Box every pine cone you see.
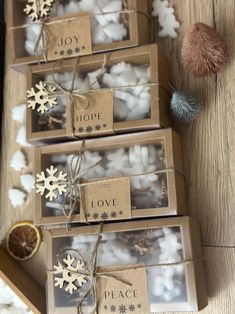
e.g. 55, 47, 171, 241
181, 22, 228, 76
38, 112, 65, 130
117, 230, 152, 256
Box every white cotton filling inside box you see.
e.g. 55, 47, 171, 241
0, 279, 32, 313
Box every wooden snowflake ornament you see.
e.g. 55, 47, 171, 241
27, 81, 57, 114
54, 255, 87, 294
24, 0, 55, 21
36, 165, 67, 201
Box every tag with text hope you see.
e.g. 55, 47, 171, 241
79, 177, 131, 222
96, 266, 150, 314
73, 89, 114, 137
46, 13, 92, 61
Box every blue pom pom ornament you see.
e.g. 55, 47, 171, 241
170, 91, 200, 122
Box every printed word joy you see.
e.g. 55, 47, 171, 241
57, 35, 80, 47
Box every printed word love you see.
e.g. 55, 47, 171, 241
91, 198, 118, 208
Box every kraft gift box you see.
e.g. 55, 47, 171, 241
33, 129, 186, 226
7, 0, 153, 69
26, 44, 171, 144
46, 217, 208, 313
0, 247, 46, 314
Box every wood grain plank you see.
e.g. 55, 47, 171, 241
158, 247, 235, 314
160, 0, 235, 246
0, 66, 46, 287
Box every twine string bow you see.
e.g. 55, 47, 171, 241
61, 140, 107, 229
34, 14, 51, 62
45, 55, 107, 136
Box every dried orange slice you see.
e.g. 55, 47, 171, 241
6, 221, 42, 261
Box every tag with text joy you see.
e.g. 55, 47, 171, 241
46, 13, 92, 61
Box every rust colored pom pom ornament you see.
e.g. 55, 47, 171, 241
181, 22, 228, 76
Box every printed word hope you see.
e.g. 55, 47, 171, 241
78, 113, 102, 122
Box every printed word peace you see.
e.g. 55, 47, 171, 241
104, 289, 139, 300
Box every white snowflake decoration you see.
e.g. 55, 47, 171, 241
27, 81, 57, 114
36, 165, 67, 201
24, 0, 55, 21
152, 0, 180, 38
54, 255, 87, 294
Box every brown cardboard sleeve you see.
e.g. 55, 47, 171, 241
7, 0, 153, 70
46, 217, 208, 313
33, 128, 187, 226
0, 247, 46, 314
26, 44, 171, 144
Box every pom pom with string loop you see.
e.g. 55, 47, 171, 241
159, 84, 200, 123
181, 22, 228, 76
170, 91, 200, 123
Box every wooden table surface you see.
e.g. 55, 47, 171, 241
1, 0, 234, 313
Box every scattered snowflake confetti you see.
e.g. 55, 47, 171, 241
16, 125, 32, 148
10, 150, 27, 171
152, 0, 180, 38
8, 188, 26, 208
11, 104, 26, 124
20, 174, 35, 193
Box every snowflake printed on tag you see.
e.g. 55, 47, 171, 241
27, 81, 57, 114
54, 255, 87, 294
36, 165, 67, 201
24, 0, 55, 21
